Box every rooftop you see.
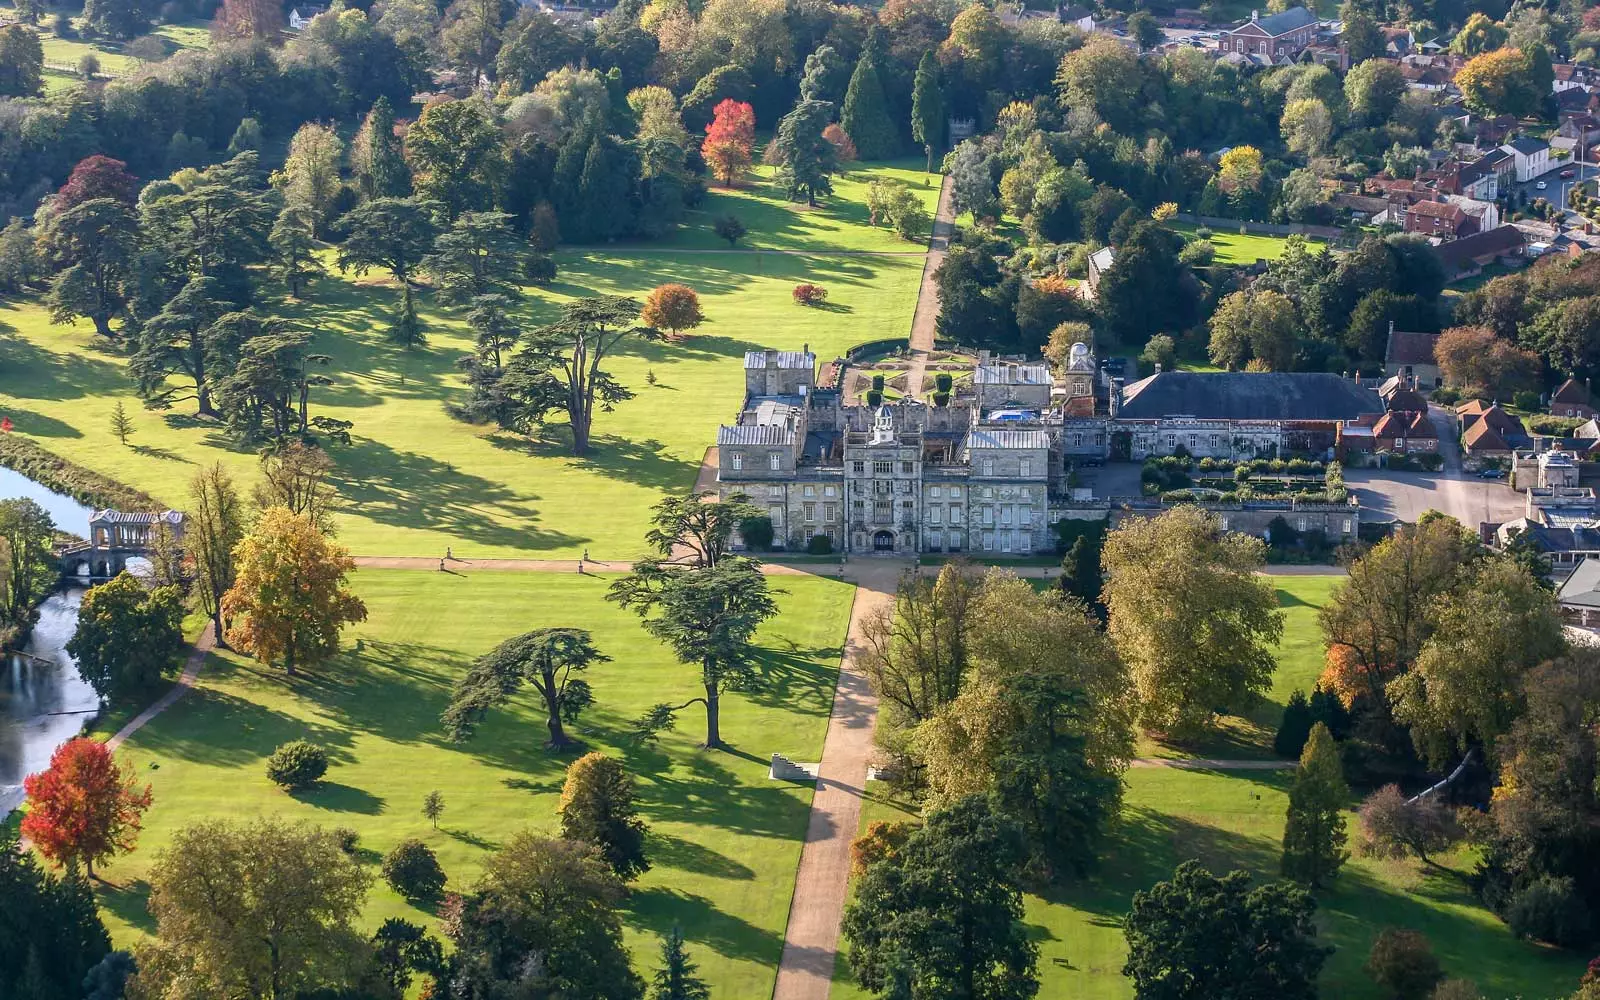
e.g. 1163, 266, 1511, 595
966, 428, 1051, 450
1118, 371, 1384, 421
90, 510, 184, 525
1234, 5, 1317, 35
744, 349, 815, 370
717, 425, 794, 446
1506, 136, 1550, 155
975, 363, 1052, 386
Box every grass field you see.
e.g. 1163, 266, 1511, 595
592, 159, 942, 252
35, 17, 211, 90
91, 568, 855, 996
0, 165, 927, 558
1167, 223, 1329, 266
834, 573, 1589, 1000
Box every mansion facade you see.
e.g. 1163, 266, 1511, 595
716, 346, 1381, 556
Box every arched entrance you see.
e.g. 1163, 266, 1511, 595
872, 530, 895, 552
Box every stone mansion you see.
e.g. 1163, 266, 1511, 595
715, 345, 1381, 556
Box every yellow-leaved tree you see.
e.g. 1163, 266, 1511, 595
221, 506, 367, 675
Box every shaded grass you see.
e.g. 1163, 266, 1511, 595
1167, 222, 1328, 265
88, 568, 854, 997
0, 242, 922, 557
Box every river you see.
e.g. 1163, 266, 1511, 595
0, 467, 97, 817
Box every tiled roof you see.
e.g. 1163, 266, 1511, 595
1407, 200, 1466, 222
1552, 377, 1590, 404
717, 425, 794, 446
1434, 225, 1523, 269
1119, 372, 1383, 421
966, 429, 1050, 450
1387, 329, 1440, 366
743, 350, 815, 370
1463, 418, 1510, 452
1236, 5, 1316, 35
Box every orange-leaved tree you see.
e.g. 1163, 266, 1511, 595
641, 283, 705, 340
702, 99, 755, 187
222, 506, 368, 676
22, 737, 152, 879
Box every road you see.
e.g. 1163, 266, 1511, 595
1509, 159, 1600, 222
1345, 404, 1523, 528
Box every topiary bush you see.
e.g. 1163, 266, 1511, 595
382, 839, 447, 900
866, 390, 883, 406
871, 374, 885, 391
932, 390, 950, 407
265, 740, 328, 790
740, 515, 774, 551
806, 534, 833, 555
1506, 876, 1593, 948
934, 372, 953, 392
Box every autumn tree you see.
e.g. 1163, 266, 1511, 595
608, 553, 778, 750
135, 819, 372, 1000
211, 0, 282, 41
502, 295, 657, 455
558, 751, 650, 881
1433, 325, 1539, 399
641, 283, 705, 339
1103, 505, 1284, 738
823, 123, 858, 168
221, 507, 368, 676
53, 156, 138, 214
22, 738, 152, 879
280, 123, 345, 236
444, 627, 607, 750
1456, 47, 1542, 117
701, 98, 755, 186
67, 572, 185, 700
1281, 722, 1350, 888
336, 197, 440, 348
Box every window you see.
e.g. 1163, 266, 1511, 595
930, 486, 942, 499
950, 531, 963, 551
731, 452, 743, 471
1297, 517, 1307, 531
824, 486, 836, 498
1020, 459, 1032, 477
874, 500, 892, 521
804, 527, 815, 541
1020, 533, 1031, 553
874, 461, 892, 475
1343, 518, 1353, 533
769, 485, 783, 498
983, 531, 994, 552
1221, 516, 1230, 531
951, 506, 963, 524
824, 504, 837, 521
951, 486, 962, 498
1001, 507, 1012, 526
983, 458, 995, 476
930, 505, 943, 524
1189, 434, 1197, 449
804, 503, 816, 522
768, 505, 783, 522
803, 485, 815, 498
982, 507, 994, 525
901, 461, 914, 474
901, 500, 914, 510
1071, 433, 1083, 447
983, 487, 994, 499
769, 452, 781, 471
853, 499, 864, 510
852, 462, 864, 474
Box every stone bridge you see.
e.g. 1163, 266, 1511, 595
59, 509, 185, 580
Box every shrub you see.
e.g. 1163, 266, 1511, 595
1528, 414, 1585, 437
1506, 876, 1593, 948
1430, 386, 1460, 404
935, 372, 953, 392
713, 214, 746, 246
740, 515, 774, 551
1366, 928, 1442, 1000
332, 827, 361, 854
1513, 390, 1543, 412
382, 839, 446, 900
932, 390, 950, 406
806, 534, 833, 555
1194, 226, 1212, 239
1275, 690, 1314, 759
792, 283, 828, 306
866, 390, 883, 406
521, 253, 557, 285
871, 374, 885, 391
52, 12, 74, 36
265, 740, 328, 790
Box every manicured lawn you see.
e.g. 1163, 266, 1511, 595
89, 568, 855, 997
0, 246, 922, 558
837, 767, 1585, 1000
1167, 223, 1328, 265
601, 160, 941, 253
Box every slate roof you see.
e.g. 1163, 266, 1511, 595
1558, 557, 1600, 608
975, 363, 1051, 385
1434, 225, 1523, 271
966, 429, 1051, 450
1387, 329, 1440, 366
717, 425, 794, 446
1235, 6, 1316, 35
1117, 372, 1383, 421
1552, 377, 1591, 405
1507, 136, 1550, 155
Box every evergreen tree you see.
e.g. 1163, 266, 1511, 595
840, 52, 898, 161
353, 97, 410, 200
0, 831, 111, 1000
110, 400, 133, 446
911, 51, 944, 174
1275, 689, 1314, 759
774, 100, 839, 207
799, 44, 847, 105
0, 216, 41, 293
648, 925, 711, 1000
1281, 722, 1350, 888
558, 752, 651, 881
269, 205, 323, 299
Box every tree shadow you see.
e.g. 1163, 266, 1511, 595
132, 443, 194, 463
291, 781, 385, 815
626, 886, 784, 964
444, 827, 501, 851
648, 831, 757, 880
95, 877, 154, 935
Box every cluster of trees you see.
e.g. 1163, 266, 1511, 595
1453, 252, 1600, 389
0, 496, 60, 646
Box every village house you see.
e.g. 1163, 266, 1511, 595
1551, 377, 1597, 419
1501, 136, 1552, 183
1222, 7, 1319, 63
1405, 199, 1473, 238
287, 4, 325, 29
1384, 326, 1442, 388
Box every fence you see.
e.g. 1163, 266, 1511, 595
43, 59, 123, 80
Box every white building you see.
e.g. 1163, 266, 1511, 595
1501, 136, 1551, 183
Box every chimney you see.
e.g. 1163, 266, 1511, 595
1251, 8, 1259, 19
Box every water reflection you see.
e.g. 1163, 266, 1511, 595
0, 588, 94, 816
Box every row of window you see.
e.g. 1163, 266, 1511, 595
768, 504, 841, 523
729, 452, 784, 471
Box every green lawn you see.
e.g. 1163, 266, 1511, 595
1167, 223, 1328, 266
35, 16, 210, 89
0, 242, 923, 559
91, 568, 855, 997
835, 573, 1588, 999
595, 160, 941, 252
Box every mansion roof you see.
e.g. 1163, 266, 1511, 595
718, 425, 794, 446
967, 428, 1051, 450
1231, 5, 1316, 36
975, 363, 1051, 385
1118, 372, 1383, 422
744, 350, 814, 370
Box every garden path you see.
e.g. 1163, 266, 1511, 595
903, 176, 956, 397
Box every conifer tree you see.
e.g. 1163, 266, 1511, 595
269, 205, 324, 299
841, 51, 897, 161
775, 100, 839, 207
558, 751, 650, 881
110, 400, 133, 446
352, 97, 410, 201
1281, 722, 1349, 888
911, 50, 944, 174
648, 925, 711, 1000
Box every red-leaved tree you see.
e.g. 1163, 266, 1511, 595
53, 155, 138, 214
702, 99, 755, 187
21, 737, 153, 878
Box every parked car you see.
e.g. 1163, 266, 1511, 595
1561, 168, 1576, 179
1478, 468, 1506, 479
1537, 180, 1548, 190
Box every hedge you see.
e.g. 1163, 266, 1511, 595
0, 435, 162, 512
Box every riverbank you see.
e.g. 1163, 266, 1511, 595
0, 434, 164, 512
